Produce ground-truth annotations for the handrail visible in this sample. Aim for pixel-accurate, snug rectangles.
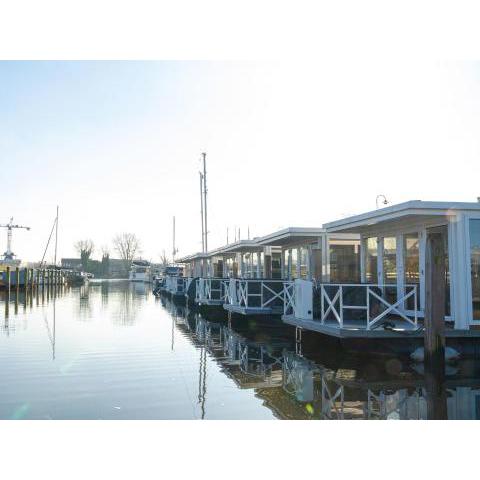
[318,283,418,330]
[227,278,291,310]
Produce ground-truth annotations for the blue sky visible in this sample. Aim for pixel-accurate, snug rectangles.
[2,61,480,263]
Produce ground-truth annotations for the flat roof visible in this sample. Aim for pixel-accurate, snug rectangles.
[256,227,326,246]
[175,252,208,263]
[324,200,480,233]
[213,239,263,255]
[255,227,358,246]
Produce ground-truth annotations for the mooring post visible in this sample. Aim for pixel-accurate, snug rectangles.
[424,230,447,419]
[6,266,11,294]
[30,268,34,289]
[24,267,28,290]
[15,267,20,294]
[4,270,9,319]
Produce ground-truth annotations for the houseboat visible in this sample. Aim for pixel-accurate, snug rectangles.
[154,265,184,299]
[180,240,264,308]
[129,260,152,283]
[280,200,480,342]
[224,227,360,317]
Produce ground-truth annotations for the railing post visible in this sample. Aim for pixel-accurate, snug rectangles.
[320,285,324,324]
[414,285,418,326]
[366,286,370,329]
[339,285,343,327]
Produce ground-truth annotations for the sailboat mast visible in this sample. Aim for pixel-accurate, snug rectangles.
[54,205,59,266]
[172,216,176,263]
[199,172,205,253]
[202,152,208,253]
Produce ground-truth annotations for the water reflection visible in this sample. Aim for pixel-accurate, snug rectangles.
[162,295,480,420]
[1,281,480,419]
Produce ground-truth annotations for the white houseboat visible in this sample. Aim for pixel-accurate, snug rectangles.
[281,200,480,339]
[129,260,152,283]
[195,240,264,308]
[224,227,360,316]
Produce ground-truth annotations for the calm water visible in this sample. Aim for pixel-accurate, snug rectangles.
[1,280,480,420]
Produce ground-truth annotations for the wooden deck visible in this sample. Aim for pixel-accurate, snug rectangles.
[282,315,480,339]
[223,304,283,316]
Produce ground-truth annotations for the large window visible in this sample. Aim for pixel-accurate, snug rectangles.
[365,238,378,283]
[329,241,361,283]
[383,237,397,304]
[470,219,480,321]
[404,233,420,310]
[271,252,282,279]
[299,247,309,279]
[291,249,299,279]
[310,247,322,281]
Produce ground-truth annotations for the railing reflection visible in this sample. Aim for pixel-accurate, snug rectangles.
[166,300,480,420]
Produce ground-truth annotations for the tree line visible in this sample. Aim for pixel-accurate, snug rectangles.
[74,233,141,278]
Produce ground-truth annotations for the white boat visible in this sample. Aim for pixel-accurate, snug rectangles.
[129,260,151,283]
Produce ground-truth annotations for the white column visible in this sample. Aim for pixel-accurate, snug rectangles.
[322,235,330,283]
[450,214,470,329]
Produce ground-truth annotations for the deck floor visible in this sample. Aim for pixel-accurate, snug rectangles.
[224,304,282,316]
[282,315,480,339]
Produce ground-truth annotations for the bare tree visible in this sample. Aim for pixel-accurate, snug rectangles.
[113,233,141,275]
[159,249,170,268]
[74,239,95,271]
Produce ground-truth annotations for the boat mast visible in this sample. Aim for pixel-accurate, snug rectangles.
[199,171,205,253]
[202,152,208,253]
[172,216,176,263]
[54,205,59,266]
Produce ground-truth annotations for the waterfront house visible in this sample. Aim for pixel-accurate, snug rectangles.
[282,200,480,338]
[224,227,360,316]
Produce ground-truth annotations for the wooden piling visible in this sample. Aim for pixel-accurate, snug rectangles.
[24,267,29,290]
[15,267,20,294]
[424,230,446,363]
[6,266,11,294]
[424,229,447,419]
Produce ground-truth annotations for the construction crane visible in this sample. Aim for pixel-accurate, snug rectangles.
[0,217,31,261]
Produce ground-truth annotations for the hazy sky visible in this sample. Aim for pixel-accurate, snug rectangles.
[1,60,480,263]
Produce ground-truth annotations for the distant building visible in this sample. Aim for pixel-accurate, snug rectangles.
[61,257,129,278]
[61,258,83,270]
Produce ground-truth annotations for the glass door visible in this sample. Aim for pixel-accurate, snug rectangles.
[469,219,480,322]
[382,237,397,305]
[404,233,420,312]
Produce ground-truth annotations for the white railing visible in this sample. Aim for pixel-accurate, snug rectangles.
[318,283,418,330]
[227,279,288,311]
[195,277,230,303]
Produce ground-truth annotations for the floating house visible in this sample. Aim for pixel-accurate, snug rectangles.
[193,240,264,308]
[224,227,360,316]
[282,200,480,339]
